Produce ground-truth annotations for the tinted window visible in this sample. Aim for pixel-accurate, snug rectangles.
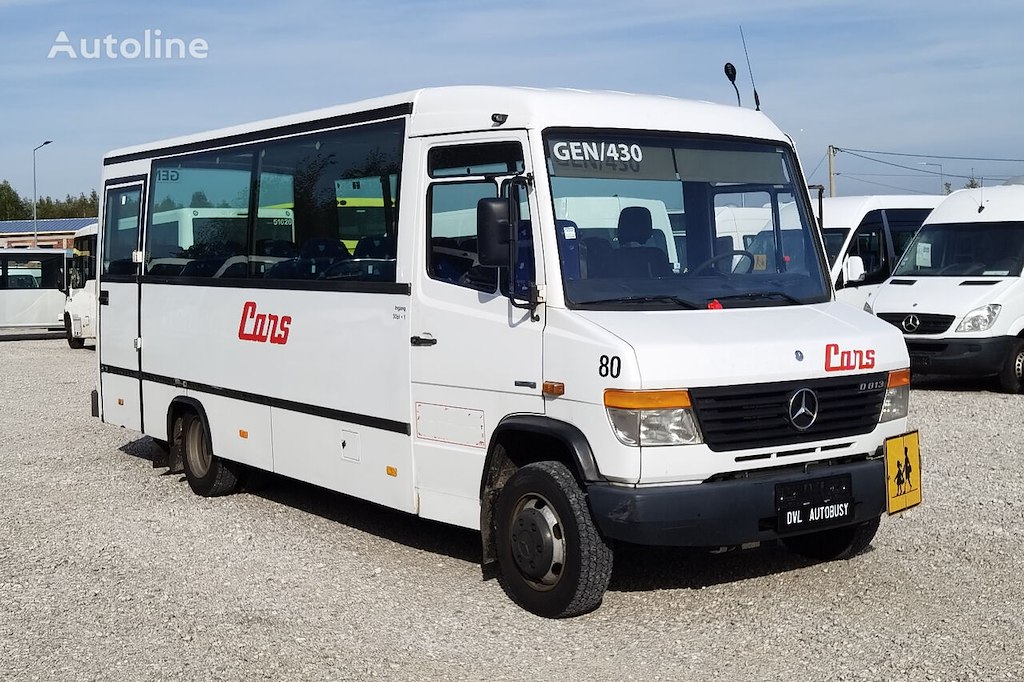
[102,186,142,276]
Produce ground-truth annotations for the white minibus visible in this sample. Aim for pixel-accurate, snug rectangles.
[94,86,920,617]
[819,195,941,309]
[870,183,1024,392]
[0,247,69,330]
[64,222,98,348]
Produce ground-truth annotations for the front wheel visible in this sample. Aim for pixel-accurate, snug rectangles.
[781,516,880,561]
[180,411,239,497]
[494,461,613,618]
[998,339,1024,393]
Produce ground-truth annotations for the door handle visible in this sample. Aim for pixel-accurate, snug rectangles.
[410,335,437,347]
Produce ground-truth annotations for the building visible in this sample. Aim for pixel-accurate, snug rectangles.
[0,217,97,248]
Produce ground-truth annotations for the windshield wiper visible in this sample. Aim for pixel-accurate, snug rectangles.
[713,291,803,305]
[580,294,701,309]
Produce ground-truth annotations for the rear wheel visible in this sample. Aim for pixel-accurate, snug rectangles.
[998,339,1024,393]
[782,516,880,561]
[495,461,613,618]
[180,411,239,497]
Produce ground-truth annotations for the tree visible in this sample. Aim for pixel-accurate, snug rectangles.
[154,196,181,212]
[964,175,981,189]
[0,180,30,220]
[190,191,213,208]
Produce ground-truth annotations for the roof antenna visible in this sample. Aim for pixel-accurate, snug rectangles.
[740,25,760,111]
[724,63,741,106]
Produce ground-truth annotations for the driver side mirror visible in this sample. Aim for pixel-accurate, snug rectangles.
[477,197,511,267]
[843,255,866,285]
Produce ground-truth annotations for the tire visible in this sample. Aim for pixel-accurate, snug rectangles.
[180,411,239,497]
[494,461,613,618]
[781,516,880,561]
[998,339,1024,394]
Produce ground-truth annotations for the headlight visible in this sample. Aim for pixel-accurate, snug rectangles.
[605,389,703,446]
[880,369,910,423]
[956,304,1001,332]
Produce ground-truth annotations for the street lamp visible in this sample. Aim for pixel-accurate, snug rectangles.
[919,161,944,195]
[33,140,53,247]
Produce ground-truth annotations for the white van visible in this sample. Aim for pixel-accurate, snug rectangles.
[819,195,941,309]
[94,86,921,617]
[869,183,1024,391]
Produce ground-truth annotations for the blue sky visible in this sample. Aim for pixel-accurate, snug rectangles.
[1,0,1022,200]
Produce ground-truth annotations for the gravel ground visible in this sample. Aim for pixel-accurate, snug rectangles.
[2,333,1023,681]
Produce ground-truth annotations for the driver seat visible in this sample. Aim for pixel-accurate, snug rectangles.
[608,206,671,278]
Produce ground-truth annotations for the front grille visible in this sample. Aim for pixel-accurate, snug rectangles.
[877,312,955,335]
[690,373,887,452]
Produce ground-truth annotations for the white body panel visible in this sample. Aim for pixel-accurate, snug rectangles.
[0,248,69,329]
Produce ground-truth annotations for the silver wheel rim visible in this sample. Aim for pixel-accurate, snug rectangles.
[185,418,211,478]
[508,492,566,591]
[1015,351,1024,380]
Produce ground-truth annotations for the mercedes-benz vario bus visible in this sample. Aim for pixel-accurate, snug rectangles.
[93,86,920,617]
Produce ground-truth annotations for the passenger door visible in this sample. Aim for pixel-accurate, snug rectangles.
[409,132,545,528]
[97,181,145,430]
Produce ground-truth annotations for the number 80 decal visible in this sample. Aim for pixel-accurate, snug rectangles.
[599,355,621,378]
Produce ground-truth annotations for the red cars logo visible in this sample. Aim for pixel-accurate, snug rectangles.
[825,343,875,371]
[238,301,291,345]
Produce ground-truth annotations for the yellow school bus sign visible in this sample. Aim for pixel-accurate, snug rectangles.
[885,430,922,514]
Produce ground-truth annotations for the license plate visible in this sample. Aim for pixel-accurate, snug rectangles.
[885,430,922,514]
[776,474,854,533]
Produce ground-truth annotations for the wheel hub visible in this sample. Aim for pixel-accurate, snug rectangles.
[1015,351,1024,379]
[509,498,565,586]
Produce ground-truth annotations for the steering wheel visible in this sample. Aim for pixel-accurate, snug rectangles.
[689,250,755,275]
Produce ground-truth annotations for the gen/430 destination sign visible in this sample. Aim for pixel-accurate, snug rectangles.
[546,137,676,180]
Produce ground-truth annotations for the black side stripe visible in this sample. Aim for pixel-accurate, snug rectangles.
[101,364,410,436]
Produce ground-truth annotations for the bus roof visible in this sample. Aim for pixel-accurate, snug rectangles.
[818,195,943,229]
[104,86,791,165]
[925,184,1024,225]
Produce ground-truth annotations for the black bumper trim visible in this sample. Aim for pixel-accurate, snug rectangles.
[907,336,1014,376]
[586,459,885,547]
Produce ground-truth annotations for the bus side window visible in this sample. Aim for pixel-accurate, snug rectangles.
[258,119,404,283]
[148,151,252,278]
[102,187,142,276]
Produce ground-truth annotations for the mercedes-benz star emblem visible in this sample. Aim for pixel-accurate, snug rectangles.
[902,314,921,333]
[788,388,819,431]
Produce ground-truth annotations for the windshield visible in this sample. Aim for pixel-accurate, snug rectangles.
[544,131,828,309]
[822,228,849,266]
[893,222,1024,277]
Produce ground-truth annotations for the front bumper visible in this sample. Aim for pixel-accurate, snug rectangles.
[906,336,1013,376]
[586,458,885,547]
